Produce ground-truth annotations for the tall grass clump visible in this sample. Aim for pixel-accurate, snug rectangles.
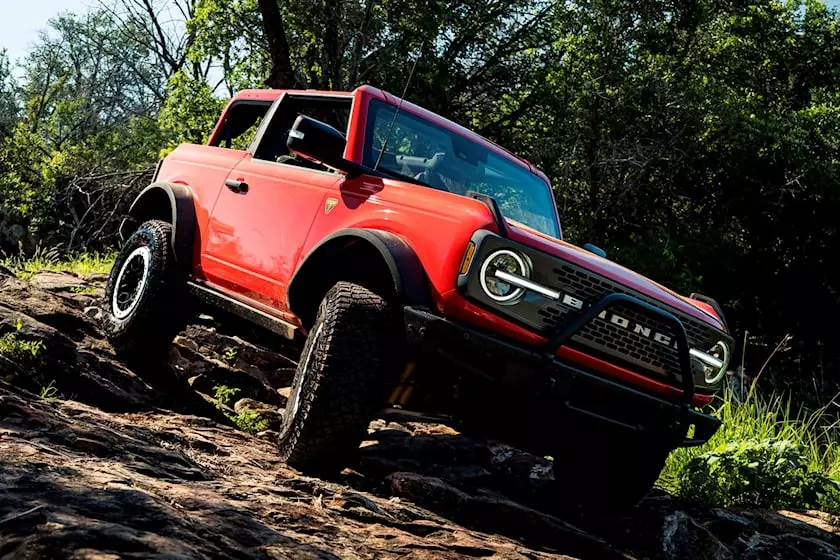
[659,389,840,513]
[0,244,115,280]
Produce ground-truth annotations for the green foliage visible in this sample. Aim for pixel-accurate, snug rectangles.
[231,409,270,434]
[68,286,97,295]
[680,438,840,511]
[0,9,169,251]
[0,246,115,280]
[211,384,269,433]
[39,381,59,401]
[212,385,241,407]
[0,49,17,137]
[221,347,238,364]
[0,321,45,365]
[660,390,840,513]
[188,0,268,91]
[158,71,225,148]
[0,333,45,361]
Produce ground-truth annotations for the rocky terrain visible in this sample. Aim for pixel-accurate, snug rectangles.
[0,268,838,559]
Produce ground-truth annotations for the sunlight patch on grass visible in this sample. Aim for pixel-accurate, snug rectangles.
[1,245,115,280]
[658,390,840,512]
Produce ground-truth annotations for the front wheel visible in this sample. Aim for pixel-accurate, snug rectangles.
[278,282,400,475]
[103,219,187,361]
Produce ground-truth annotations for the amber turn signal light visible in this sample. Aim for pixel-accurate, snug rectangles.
[459,242,476,275]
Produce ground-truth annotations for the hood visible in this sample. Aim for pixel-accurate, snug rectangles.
[506,223,726,332]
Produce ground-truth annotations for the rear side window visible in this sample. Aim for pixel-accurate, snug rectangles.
[210,101,273,149]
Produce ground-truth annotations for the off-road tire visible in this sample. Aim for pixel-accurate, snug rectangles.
[104,219,187,361]
[552,426,671,511]
[278,282,399,475]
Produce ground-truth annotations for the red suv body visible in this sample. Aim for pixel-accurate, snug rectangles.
[107,85,733,507]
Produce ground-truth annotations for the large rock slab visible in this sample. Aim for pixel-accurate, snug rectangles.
[0,270,838,559]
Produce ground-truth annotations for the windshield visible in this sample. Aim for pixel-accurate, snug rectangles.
[363,100,560,238]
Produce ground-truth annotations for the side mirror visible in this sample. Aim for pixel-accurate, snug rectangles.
[287,115,365,176]
[583,243,607,258]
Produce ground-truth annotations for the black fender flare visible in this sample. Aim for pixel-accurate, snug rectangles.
[287,228,430,324]
[120,182,196,267]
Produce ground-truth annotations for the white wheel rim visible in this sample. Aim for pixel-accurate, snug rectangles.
[112,246,151,319]
[289,322,323,421]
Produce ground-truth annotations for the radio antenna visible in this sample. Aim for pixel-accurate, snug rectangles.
[374,42,424,171]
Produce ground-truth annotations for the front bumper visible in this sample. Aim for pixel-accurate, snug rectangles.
[404,302,721,448]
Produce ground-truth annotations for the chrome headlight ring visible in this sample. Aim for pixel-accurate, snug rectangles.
[479,249,531,304]
[690,340,731,385]
[706,340,731,384]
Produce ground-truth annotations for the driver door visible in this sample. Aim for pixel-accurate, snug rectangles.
[202,95,349,315]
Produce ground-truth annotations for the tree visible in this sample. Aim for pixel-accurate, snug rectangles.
[519,0,840,394]
[172,0,561,144]
[0,10,170,251]
[0,50,18,138]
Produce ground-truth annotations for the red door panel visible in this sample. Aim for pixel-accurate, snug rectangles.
[155,145,252,282]
[203,155,342,312]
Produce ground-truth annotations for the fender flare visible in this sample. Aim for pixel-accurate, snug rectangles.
[121,182,196,266]
[287,228,430,323]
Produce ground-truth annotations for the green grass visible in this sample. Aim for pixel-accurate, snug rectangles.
[211,385,269,434]
[0,321,46,363]
[231,409,270,434]
[658,389,840,511]
[68,286,98,295]
[1,245,115,280]
[212,385,240,407]
[39,381,59,401]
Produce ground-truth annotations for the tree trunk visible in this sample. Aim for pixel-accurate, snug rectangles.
[257,0,299,88]
[349,0,375,87]
[322,0,342,89]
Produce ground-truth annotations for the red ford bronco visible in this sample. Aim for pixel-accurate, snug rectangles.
[105,85,733,507]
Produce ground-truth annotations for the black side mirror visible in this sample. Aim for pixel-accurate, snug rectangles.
[583,243,607,258]
[287,115,365,176]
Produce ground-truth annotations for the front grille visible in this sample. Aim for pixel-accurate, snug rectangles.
[537,262,723,385]
[462,232,731,392]
[572,304,681,383]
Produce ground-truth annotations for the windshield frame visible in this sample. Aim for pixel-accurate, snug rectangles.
[360,97,562,239]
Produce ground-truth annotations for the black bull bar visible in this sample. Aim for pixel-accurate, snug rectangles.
[404,293,721,448]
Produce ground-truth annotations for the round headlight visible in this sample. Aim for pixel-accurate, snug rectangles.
[479,249,530,304]
[704,340,731,385]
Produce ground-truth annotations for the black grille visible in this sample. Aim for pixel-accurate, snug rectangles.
[572,304,681,383]
[462,231,731,392]
[538,262,723,384]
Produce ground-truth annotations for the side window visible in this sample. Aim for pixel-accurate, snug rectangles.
[210,101,272,149]
[253,96,352,171]
[230,122,262,150]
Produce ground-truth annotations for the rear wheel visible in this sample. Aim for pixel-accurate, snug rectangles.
[103,220,188,361]
[552,426,671,511]
[278,282,400,475]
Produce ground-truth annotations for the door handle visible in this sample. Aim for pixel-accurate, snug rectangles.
[225,179,249,194]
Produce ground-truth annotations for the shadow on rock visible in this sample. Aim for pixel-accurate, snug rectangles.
[0,461,340,559]
[3,270,840,559]
[349,423,840,560]
[344,425,624,558]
